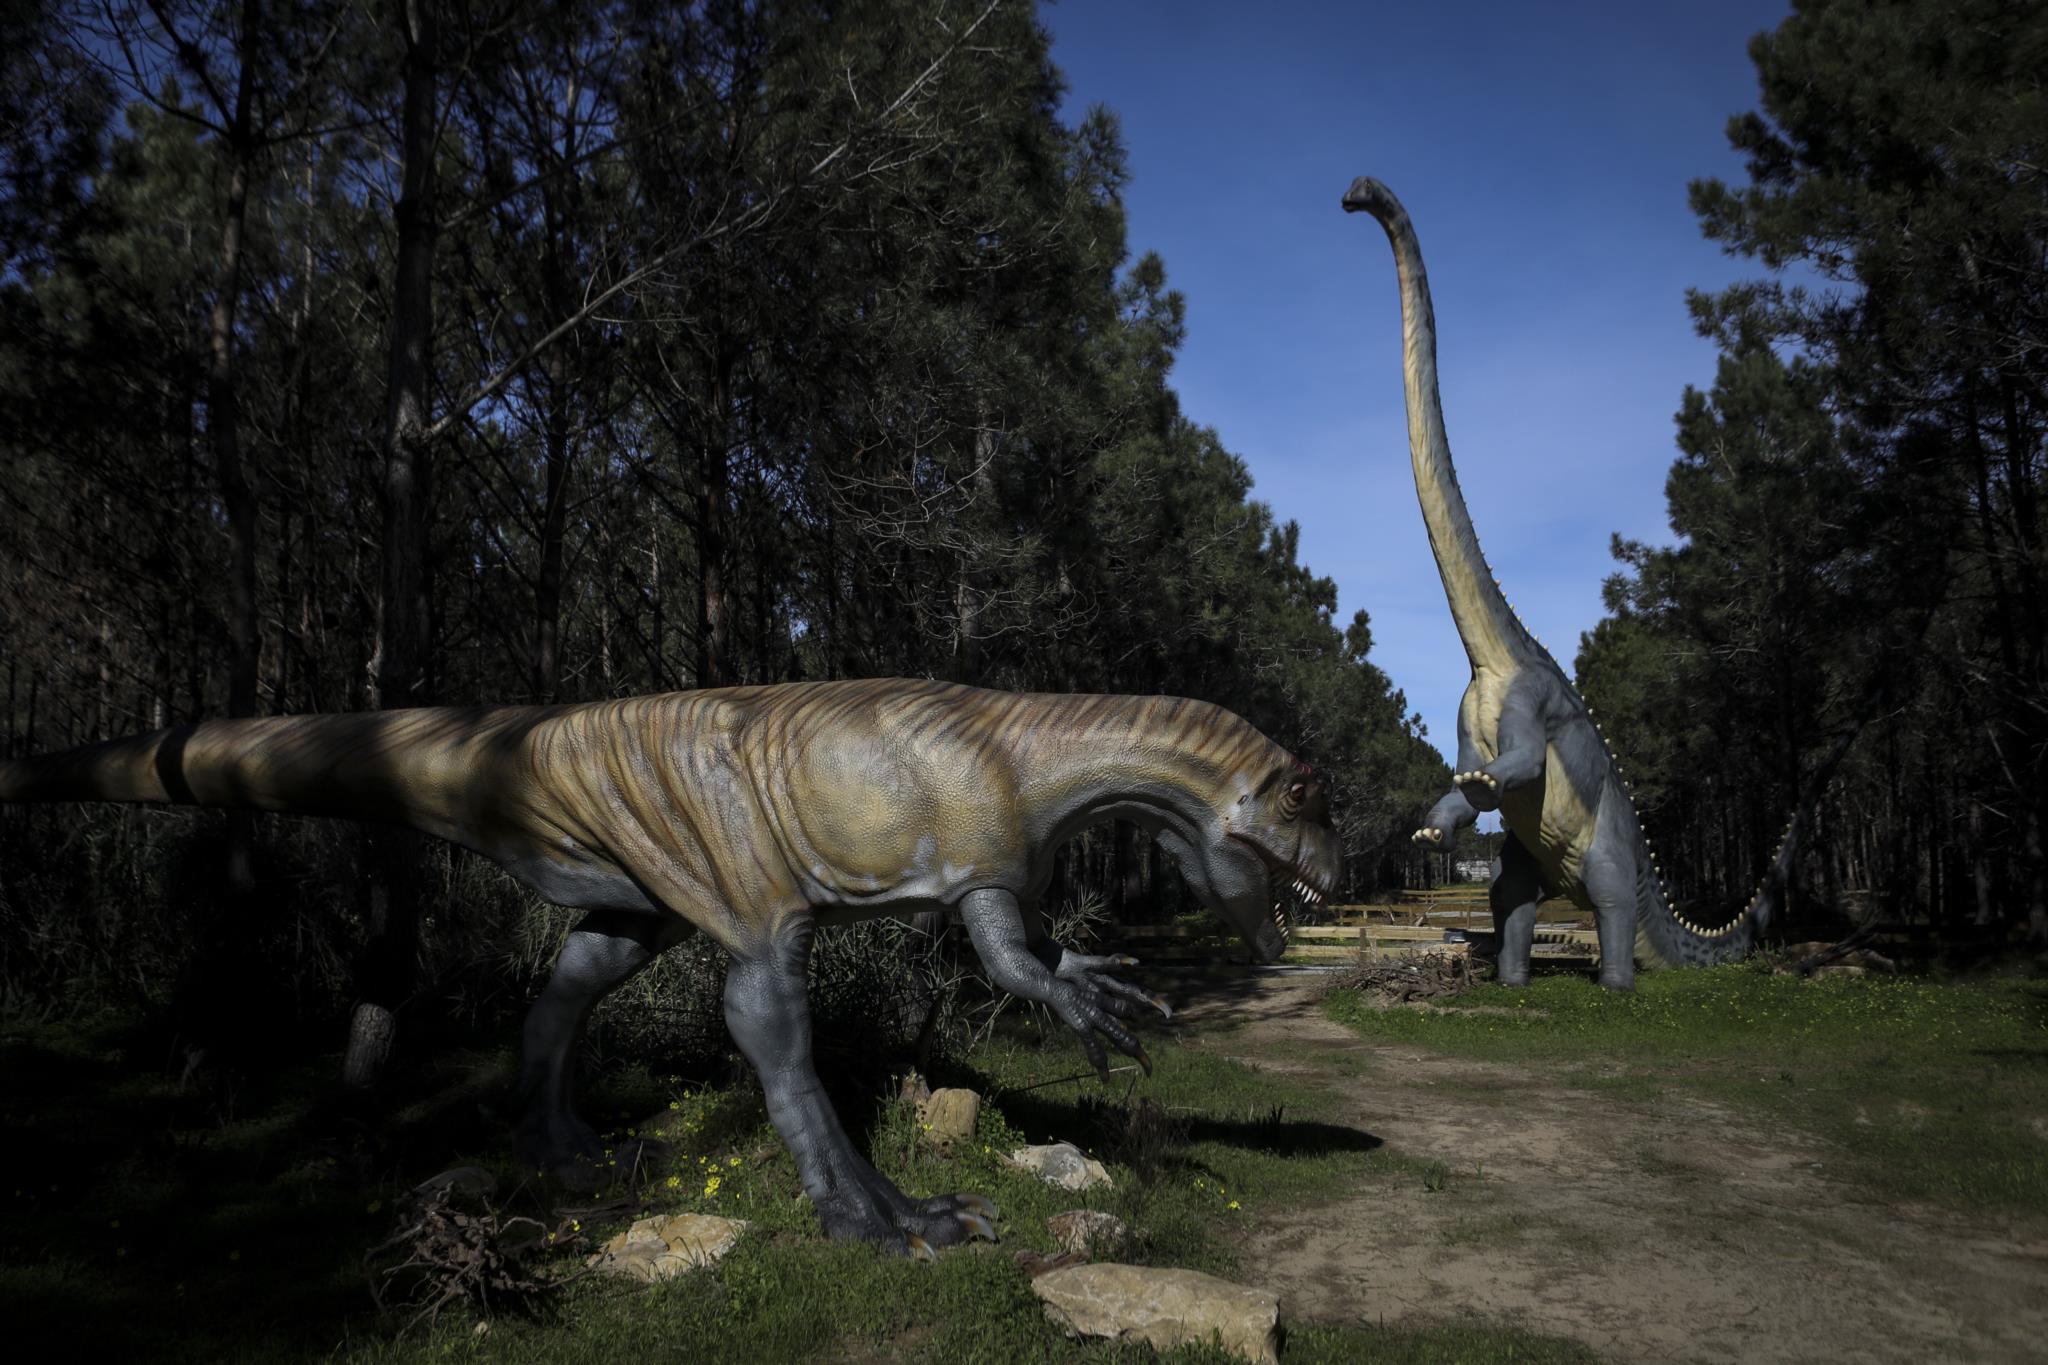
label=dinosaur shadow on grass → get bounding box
[959,1059,1384,1173]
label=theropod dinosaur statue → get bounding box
[0,678,1338,1254]
[1343,177,1797,988]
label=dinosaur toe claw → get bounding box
[954,1193,998,1220]
[958,1211,998,1243]
[906,1233,938,1263]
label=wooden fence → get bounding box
[1106,885,1603,964]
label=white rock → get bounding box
[1005,1142,1114,1191]
[590,1213,749,1283]
[1047,1208,1128,1256]
[1033,1263,1280,1364]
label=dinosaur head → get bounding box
[1159,759,1342,964]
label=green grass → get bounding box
[0,1007,1593,1362]
[1325,965,2048,1212]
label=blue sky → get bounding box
[1039,0,1794,766]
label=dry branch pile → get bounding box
[1324,951,1480,1003]
[364,1174,582,1331]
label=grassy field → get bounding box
[18,963,2028,1360]
[0,1003,1595,1363]
[1325,963,2048,1215]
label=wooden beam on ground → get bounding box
[1114,923,1602,948]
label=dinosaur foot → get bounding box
[816,1176,1000,1256]
[1595,966,1636,992]
[1454,769,1501,812]
[1411,826,1446,847]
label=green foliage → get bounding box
[0,1,1444,1024]
[1580,0,2047,936]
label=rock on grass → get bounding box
[590,1214,748,1283]
[919,1088,981,1150]
[1047,1209,1128,1256]
[1005,1142,1114,1191]
[1032,1263,1280,1364]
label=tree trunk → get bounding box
[534,351,570,701]
[209,0,262,889]
[697,353,732,690]
[346,0,439,1091]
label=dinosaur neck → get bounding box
[1349,182,1524,676]
[1011,695,1256,844]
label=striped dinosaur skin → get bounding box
[1,678,1340,1252]
[1343,178,1789,986]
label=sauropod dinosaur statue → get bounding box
[1342,177,1797,988]
[0,677,1339,1254]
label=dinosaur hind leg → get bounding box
[1579,848,1639,992]
[1490,835,1543,988]
[515,908,690,1184]
[724,914,996,1256]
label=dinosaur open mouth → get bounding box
[1229,834,1332,948]
[1271,869,1329,946]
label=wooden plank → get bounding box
[1114,923,1600,947]
[1112,927,1599,952]
[1129,941,1475,964]
[1125,940,1597,964]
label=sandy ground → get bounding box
[1166,971,2048,1365]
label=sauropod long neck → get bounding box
[1370,196,1526,676]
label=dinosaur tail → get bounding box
[0,708,550,847]
[1632,815,1792,967]
[1630,725,1859,967]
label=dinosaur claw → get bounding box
[1133,1045,1153,1078]
[906,1234,937,1263]
[955,1193,998,1220]
[1114,955,1140,968]
[1149,994,1174,1020]
[958,1211,998,1243]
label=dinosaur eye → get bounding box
[1281,782,1305,817]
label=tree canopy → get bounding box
[1578,0,2046,943]
[0,0,1448,1024]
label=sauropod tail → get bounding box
[0,707,556,845]
[1633,723,1864,967]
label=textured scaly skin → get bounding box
[1342,178,1787,985]
[0,677,1340,1251]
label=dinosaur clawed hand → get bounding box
[1455,768,1501,812]
[1411,826,1445,847]
[1049,951,1164,1080]
[1056,948,1173,1021]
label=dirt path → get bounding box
[1169,971,2048,1365]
